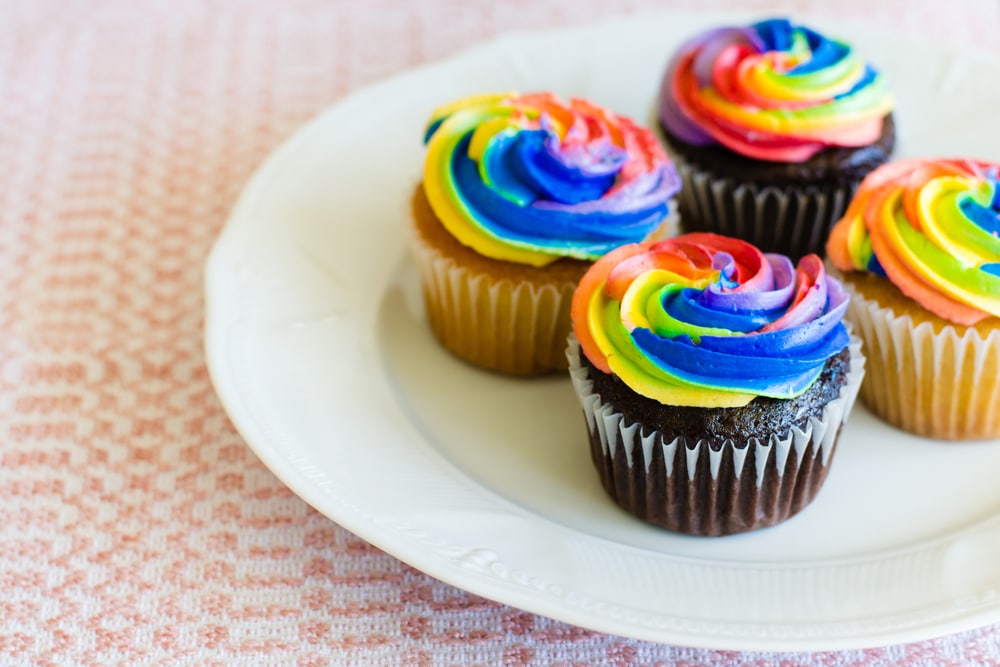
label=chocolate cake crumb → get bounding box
[658,115,896,187]
[582,347,850,445]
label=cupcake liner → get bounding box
[843,285,1000,440]
[674,161,855,261]
[410,200,679,376]
[411,236,575,375]
[566,334,865,536]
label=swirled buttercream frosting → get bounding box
[422,92,681,267]
[572,233,850,407]
[659,18,893,162]
[828,159,1000,326]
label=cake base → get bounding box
[567,337,864,536]
[658,116,895,262]
[838,271,1000,440]
[410,184,589,375]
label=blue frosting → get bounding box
[450,133,673,252]
[630,323,847,396]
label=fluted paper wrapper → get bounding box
[566,335,865,536]
[673,160,854,261]
[411,237,575,375]
[844,286,1000,440]
[410,204,678,376]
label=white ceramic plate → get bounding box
[205,11,1000,651]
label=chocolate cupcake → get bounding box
[827,158,1000,440]
[412,92,680,375]
[658,18,895,261]
[568,233,864,535]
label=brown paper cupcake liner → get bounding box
[673,160,855,261]
[566,334,864,536]
[411,237,575,375]
[843,285,1000,440]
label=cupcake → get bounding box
[568,232,864,535]
[827,158,1000,440]
[658,18,895,261]
[412,92,680,375]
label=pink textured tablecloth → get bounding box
[3,1,999,664]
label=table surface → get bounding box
[3,1,999,665]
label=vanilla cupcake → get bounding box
[568,233,864,535]
[413,92,680,375]
[827,158,1000,440]
[658,18,895,261]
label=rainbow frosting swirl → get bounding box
[423,92,680,267]
[828,159,1000,326]
[659,18,894,162]
[572,233,849,407]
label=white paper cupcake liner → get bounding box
[409,203,679,375]
[673,161,854,261]
[411,237,575,375]
[842,284,1000,440]
[566,333,865,535]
